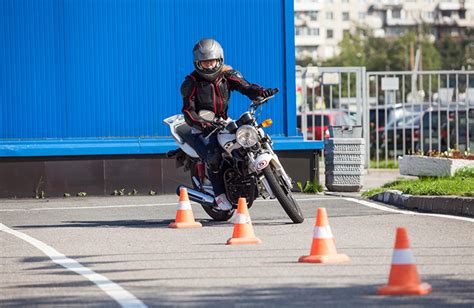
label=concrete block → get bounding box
[461,198,474,217]
[386,190,403,206]
[399,155,474,177]
[430,197,449,214]
[325,163,364,173]
[325,183,362,192]
[325,153,364,164]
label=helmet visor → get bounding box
[199,59,218,69]
[195,58,223,74]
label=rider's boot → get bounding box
[215,193,233,211]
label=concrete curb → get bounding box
[370,190,474,218]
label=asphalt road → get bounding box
[1,194,473,307]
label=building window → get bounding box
[295,27,310,36]
[326,12,334,20]
[296,47,303,56]
[442,11,452,18]
[308,11,318,21]
[423,11,434,19]
[391,9,401,19]
[302,47,319,60]
[327,29,334,38]
[358,12,366,20]
[342,12,350,21]
[342,0,349,3]
[308,28,320,36]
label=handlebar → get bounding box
[203,87,279,137]
[251,88,279,109]
[203,119,227,139]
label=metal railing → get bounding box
[297,66,369,166]
[297,67,474,169]
[367,70,473,168]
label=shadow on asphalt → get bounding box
[14,218,297,230]
[135,276,473,307]
[3,276,472,307]
[5,278,154,290]
[15,219,175,229]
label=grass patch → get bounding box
[369,159,399,169]
[297,180,324,194]
[363,167,474,198]
[455,166,474,178]
[362,188,385,198]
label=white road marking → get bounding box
[0,197,340,212]
[0,223,147,308]
[344,197,474,223]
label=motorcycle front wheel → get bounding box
[262,165,304,224]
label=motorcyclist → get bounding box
[180,38,274,211]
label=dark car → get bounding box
[420,107,474,153]
[369,104,428,155]
[377,112,422,156]
[378,107,474,156]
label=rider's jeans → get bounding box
[192,133,226,196]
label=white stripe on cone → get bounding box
[233,213,251,224]
[313,226,333,239]
[391,249,415,264]
[177,200,191,210]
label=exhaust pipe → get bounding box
[176,185,215,207]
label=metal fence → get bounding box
[297,67,474,169]
[297,66,369,166]
[367,70,473,168]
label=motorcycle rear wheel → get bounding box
[263,165,304,223]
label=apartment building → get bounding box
[295,0,474,62]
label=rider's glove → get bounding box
[261,88,274,99]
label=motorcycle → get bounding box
[163,88,304,223]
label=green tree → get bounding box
[421,40,442,70]
[436,37,464,70]
[325,32,366,67]
[322,30,442,71]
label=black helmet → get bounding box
[193,38,224,81]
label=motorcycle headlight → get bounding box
[236,125,259,148]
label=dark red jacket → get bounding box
[181,68,264,130]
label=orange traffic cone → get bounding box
[168,187,202,229]
[298,208,349,264]
[227,198,261,245]
[378,227,432,295]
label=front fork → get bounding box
[249,147,294,198]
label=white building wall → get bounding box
[295,0,474,62]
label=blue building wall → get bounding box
[0,0,320,157]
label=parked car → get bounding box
[369,104,428,154]
[377,112,423,156]
[297,110,354,140]
[377,107,473,156]
[420,107,474,152]
[369,103,427,132]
